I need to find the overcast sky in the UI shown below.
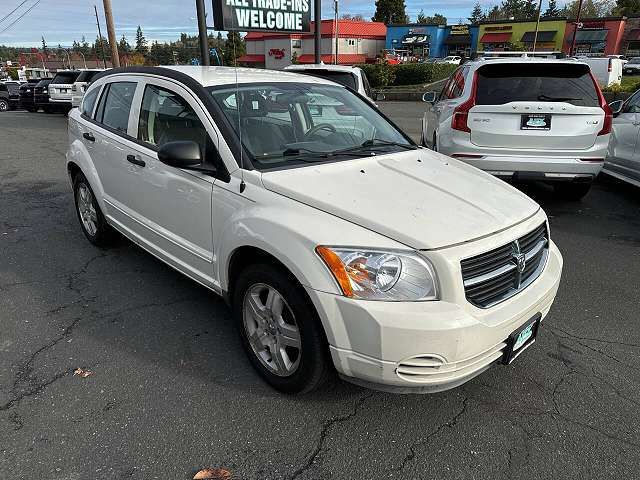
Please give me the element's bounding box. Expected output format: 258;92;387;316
0;0;559;47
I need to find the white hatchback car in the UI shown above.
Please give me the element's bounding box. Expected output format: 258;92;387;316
67;66;562;394
422;57;611;199
284;64;375;102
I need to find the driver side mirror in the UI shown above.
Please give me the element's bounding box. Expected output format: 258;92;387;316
374;91;385;101
422;91;437;103
157;141;202;168
609;99;624;116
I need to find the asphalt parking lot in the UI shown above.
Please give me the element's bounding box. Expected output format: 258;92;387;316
1;107;640;480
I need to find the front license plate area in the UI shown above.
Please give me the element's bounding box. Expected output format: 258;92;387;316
502;313;541;365
521;114;551;130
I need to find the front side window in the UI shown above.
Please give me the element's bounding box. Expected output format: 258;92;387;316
81;87;100;116
209;83;414;170
95;82;136;133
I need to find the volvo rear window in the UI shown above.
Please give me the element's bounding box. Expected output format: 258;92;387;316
295;70;357;90
51;71;81;85
475;64;600;107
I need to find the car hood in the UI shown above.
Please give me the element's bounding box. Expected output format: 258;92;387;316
261;150;540;250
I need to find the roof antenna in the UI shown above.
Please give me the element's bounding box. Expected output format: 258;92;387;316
232;31;246;193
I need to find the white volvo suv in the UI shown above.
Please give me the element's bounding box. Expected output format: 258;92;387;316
422;57;611;200
66;66;562;394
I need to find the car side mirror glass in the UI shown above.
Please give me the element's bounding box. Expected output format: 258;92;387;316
157;141;202;168
422;91;437;103
373;91;385;101
609;100;624;116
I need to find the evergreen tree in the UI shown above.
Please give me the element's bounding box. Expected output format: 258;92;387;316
223;31;245;65
135;26;147;53
486;5;503;20
372;0;410;24
614;0;640;15
118;35;132;54
522;0;538;18
561;0;611;17
416;9;428;23
469;1;485;22
544;0;561;16
500;0;525;19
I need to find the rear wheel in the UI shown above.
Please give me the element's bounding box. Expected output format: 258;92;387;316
233;264;331;394
0;99;8;111
554;182;592;200
73;172;116;246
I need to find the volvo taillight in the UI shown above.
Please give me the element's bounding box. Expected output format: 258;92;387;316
589;72;612;136
451;71;478;133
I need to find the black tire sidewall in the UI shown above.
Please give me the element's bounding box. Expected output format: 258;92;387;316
73;172;112;246
0;100;8;111
233;264;330;394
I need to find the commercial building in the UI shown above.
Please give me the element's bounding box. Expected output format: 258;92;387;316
385;23;479;59
563;17;625;56
443;24;480;57
239;20;386;69
477;18;567;53
620;15;640;56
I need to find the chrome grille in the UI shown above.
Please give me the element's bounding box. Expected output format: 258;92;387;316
461;224;548;308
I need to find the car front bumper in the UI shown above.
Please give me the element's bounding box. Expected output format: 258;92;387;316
306;220;563;393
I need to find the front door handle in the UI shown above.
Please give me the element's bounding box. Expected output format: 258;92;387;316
127;154;146;167
82;132;95;142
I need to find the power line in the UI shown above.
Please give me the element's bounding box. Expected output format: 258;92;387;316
0;0;42;35
0;0;31;25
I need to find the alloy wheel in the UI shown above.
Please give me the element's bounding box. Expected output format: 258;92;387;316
242;283;302;377
0;100;8;112
76;183;98;236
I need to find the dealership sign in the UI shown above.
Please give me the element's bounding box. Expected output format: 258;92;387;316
213;0;311;32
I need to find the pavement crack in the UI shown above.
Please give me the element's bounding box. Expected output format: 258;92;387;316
289;392;373;479
392;395;469;474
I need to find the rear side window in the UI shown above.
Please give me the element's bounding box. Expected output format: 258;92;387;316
76;70;101;83
51;71;80;85
94;82;136;133
475;63;599;107
81;87;100;116
0;84;7;92
441;67;467;99
298;70;358;90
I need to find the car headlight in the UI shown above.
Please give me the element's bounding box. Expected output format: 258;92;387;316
316;246;438;301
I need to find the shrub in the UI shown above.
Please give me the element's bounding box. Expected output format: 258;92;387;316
360;62;456;88
359;62;396;88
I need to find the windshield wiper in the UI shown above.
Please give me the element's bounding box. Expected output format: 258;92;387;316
331;139;417;155
537;94;581;102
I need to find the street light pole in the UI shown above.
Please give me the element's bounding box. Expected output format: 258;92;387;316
532;0;543;54
314;0;321;64
196;0;210;66
569;0;584;57
94;5;108;68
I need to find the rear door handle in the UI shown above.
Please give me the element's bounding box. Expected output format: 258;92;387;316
82;132;95;142
127;154;145;167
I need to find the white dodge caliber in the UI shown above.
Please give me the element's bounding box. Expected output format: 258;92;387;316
66;66;563;394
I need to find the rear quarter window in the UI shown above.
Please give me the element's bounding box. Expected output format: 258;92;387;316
475;63;599;107
51;71;81;85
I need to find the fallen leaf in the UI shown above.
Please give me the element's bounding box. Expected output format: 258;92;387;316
73;368;93;378
193;468;232;479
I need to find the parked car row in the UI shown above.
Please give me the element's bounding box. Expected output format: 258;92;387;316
0;69;105;114
419;56;640;197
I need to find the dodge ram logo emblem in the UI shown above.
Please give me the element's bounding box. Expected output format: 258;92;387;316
515;253;526;273
512;240;527;288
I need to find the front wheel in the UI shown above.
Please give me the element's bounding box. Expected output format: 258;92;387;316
233;264;331;394
554;182;592;200
0;99;8;112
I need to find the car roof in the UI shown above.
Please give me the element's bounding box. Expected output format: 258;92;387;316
159;65;337;87
469;57;587;67
284;64;360;73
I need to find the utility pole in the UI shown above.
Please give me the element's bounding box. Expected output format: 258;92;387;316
569;0;584;57
94;5;108;68
103;0;120;67
196;0;210;66
314;0;321;63
532;0;543;54
334;0;338;64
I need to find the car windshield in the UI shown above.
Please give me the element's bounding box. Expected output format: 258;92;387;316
475;63;599;107
208;83;414;170
630;57;640;64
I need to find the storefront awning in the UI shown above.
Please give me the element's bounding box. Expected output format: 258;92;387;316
575;30;608;43
237;54;265;63
445;34;472;45
480;32;512;43
521;31;556;43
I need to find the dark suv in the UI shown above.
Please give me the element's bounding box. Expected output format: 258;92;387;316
0;81;21;111
19;78;46;112
34;78;54;113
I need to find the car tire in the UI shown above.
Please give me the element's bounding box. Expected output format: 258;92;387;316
73;172;116;247
233;264;331;394
554;182;592;200
0;99;8;112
